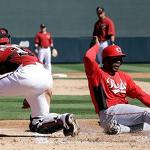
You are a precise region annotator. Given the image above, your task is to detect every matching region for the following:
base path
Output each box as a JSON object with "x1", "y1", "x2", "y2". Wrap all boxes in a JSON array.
[
  {"x1": 53, "y1": 72, "x2": 150, "y2": 95},
  {"x1": 1, "y1": 120, "x2": 150, "y2": 150}
]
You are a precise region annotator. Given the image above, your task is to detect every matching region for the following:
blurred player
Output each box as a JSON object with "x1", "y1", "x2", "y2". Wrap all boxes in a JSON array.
[
  {"x1": 91, "y1": 6, "x2": 116, "y2": 64},
  {"x1": 34, "y1": 24, "x2": 54, "y2": 73},
  {"x1": 84, "y1": 43, "x2": 150, "y2": 135},
  {"x1": 0, "y1": 28, "x2": 79, "y2": 136}
]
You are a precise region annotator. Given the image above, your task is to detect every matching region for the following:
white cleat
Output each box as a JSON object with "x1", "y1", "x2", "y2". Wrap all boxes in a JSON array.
[
  {"x1": 63, "y1": 114, "x2": 80, "y2": 137},
  {"x1": 105, "y1": 120, "x2": 121, "y2": 135}
]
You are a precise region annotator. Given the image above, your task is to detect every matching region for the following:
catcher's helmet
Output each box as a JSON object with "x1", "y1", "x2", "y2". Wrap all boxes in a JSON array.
[
  {"x1": 0, "y1": 28, "x2": 11, "y2": 44},
  {"x1": 102, "y1": 45, "x2": 126, "y2": 60}
]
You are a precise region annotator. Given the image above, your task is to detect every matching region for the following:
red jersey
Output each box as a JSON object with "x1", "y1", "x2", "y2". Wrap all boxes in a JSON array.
[
  {"x1": 0, "y1": 45, "x2": 38, "y2": 66},
  {"x1": 34, "y1": 32, "x2": 53, "y2": 48},
  {"x1": 83, "y1": 44, "x2": 150, "y2": 113},
  {"x1": 93, "y1": 16, "x2": 115, "y2": 42}
]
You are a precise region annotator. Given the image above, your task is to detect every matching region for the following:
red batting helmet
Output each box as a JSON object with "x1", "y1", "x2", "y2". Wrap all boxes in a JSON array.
[
  {"x1": 0, "y1": 28, "x2": 11, "y2": 44},
  {"x1": 102, "y1": 45, "x2": 126, "y2": 60}
]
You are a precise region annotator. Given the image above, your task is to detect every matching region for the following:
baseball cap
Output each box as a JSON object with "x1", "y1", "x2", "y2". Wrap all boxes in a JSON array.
[
  {"x1": 40, "y1": 23, "x2": 46, "y2": 28},
  {"x1": 96, "y1": 7, "x2": 104, "y2": 14}
]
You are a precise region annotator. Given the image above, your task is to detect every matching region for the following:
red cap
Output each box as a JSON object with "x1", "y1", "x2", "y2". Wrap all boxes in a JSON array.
[{"x1": 102, "y1": 45, "x2": 126, "y2": 60}]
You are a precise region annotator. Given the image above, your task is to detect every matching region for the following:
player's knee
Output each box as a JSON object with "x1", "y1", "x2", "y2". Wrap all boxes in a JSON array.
[{"x1": 45, "y1": 89, "x2": 52, "y2": 105}]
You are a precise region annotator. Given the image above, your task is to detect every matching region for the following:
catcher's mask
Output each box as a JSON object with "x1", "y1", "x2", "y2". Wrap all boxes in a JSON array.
[
  {"x1": 0, "y1": 28, "x2": 11, "y2": 44},
  {"x1": 102, "y1": 45, "x2": 126, "y2": 64}
]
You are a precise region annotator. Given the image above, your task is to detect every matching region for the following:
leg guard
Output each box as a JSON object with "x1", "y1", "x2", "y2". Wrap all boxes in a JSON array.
[{"x1": 29, "y1": 116, "x2": 64, "y2": 134}]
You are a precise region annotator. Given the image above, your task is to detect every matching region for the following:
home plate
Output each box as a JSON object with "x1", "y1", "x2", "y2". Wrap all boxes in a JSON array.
[{"x1": 53, "y1": 73, "x2": 67, "y2": 78}]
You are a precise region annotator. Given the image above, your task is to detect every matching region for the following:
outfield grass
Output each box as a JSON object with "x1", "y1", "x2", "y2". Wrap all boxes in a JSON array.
[
  {"x1": 52, "y1": 64, "x2": 85, "y2": 73},
  {"x1": 52, "y1": 63, "x2": 150, "y2": 73},
  {"x1": 0, "y1": 95, "x2": 146, "y2": 120}
]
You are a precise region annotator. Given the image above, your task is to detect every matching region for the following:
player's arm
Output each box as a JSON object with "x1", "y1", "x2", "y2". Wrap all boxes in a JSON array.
[
  {"x1": 49, "y1": 33, "x2": 54, "y2": 49},
  {"x1": 108, "y1": 19, "x2": 115, "y2": 44},
  {"x1": 126, "y1": 74, "x2": 150, "y2": 107},
  {"x1": 34, "y1": 34, "x2": 40, "y2": 53},
  {"x1": 83, "y1": 43, "x2": 100, "y2": 77}
]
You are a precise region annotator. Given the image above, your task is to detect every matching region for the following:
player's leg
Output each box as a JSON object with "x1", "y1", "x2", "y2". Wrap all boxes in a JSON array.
[
  {"x1": 97, "y1": 41, "x2": 109, "y2": 64},
  {"x1": 26, "y1": 92, "x2": 79, "y2": 136},
  {"x1": 44, "y1": 47, "x2": 51, "y2": 73},
  {"x1": 99, "y1": 104, "x2": 150, "y2": 134},
  {"x1": 38, "y1": 48, "x2": 45, "y2": 64}
]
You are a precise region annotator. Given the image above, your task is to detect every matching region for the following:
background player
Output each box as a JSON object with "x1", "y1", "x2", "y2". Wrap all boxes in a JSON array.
[
  {"x1": 84, "y1": 43, "x2": 150, "y2": 134},
  {"x1": 0, "y1": 28, "x2": 79, "y2": 136},
  {"x1": 91, "y1": 6, "x2": 116, "y2": 64},
  {"x1": 34, "y1": 23, "x2": 54, "y2": 73}
]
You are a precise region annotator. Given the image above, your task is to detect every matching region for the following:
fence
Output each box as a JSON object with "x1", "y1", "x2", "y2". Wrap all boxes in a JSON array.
[{"x1": 12, "y1": 37, "x2": 150, "y2": 63}]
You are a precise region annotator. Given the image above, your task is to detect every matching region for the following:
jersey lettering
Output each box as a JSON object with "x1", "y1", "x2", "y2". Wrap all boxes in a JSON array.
[{"x1": 107, "y1": 78, "x2": 126, "y2": 94}]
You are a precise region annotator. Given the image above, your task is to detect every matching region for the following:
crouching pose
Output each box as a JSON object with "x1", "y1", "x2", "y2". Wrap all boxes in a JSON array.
[
  {"x1": 0, "y1": 28, "x2": 79, "y2": 136},
  {"x1": 84, "y1": 43, "x2": 150, "y2": 135}
]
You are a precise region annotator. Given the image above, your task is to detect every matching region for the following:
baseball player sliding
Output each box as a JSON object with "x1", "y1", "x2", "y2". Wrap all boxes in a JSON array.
[
  {"x1": 34, "y1": 23, "x2": 56, "y2": 73},
  {"x1": 84, "y1": 43, "x2": 150, "y2": 134},
  {"x1": 0, "y1": 28, "x2": 79, "y2": 136}
]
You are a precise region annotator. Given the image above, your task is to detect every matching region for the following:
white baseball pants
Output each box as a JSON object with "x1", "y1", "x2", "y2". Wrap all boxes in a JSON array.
[
  {"x1": 38, "y1": 47, "x2": 52, "y2": 73},
  {"x1": 99, "y1": 104, "x2": 150, "y2": 133},
  {"x1": 0, "y1": 63, "x2": 53, "y2": 118},
  {"x1": 97, "y1": 40, "x2": 109, "y2": 64}
]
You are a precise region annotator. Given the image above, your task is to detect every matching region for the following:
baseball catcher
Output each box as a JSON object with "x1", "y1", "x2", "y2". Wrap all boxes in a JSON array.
[
  {"x1": 84, "y1": 43, "x2": 150, "y2": 134},
  {"x1": 0, "y1": 28, "x2": 79, "y2": 136}
]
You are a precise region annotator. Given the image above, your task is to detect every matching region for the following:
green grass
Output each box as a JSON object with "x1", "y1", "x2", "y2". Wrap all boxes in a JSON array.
[
  {"x1": 52, "y1": 64, "x2": 85, "y2": 73},
  {"x1": 0, "y1": 95, "x2": 147, "y2": 120},
  {"x1": 52, "y1": 63, "x2": 150, "y2": 73},
  {"x1": 0, "y1": 95, "x2": 96, "y2": 120},
  {"x1": 133, "y1": 78, "x2": 150, "y2": 82},
  {"x1": 120, "y1": 64, "x2": 150, "y2": 73}
]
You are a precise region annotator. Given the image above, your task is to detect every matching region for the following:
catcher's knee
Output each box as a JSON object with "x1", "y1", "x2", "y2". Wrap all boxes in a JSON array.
[
  {"x1": 45, "y1": 89, "x2": 52, "y2": 105},
  {"x1": 29, "y1": 116, "x2": 64, "y2": 134}
]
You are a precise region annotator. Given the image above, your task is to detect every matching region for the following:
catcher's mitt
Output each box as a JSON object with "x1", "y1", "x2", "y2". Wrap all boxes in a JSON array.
[{"x1": 52, "y1": 48, "x2": 58, "y2": 57}]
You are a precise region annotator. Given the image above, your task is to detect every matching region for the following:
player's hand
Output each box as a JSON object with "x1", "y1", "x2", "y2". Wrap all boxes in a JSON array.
[
  {"x1": 94, "y1": 36, "x2": 99, "y2": 44},
  {"x1": 34, "y1": 49, "x2": 38, "y2": 54}
]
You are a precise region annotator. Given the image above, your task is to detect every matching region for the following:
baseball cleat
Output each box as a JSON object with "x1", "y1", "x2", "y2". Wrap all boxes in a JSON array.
[
  {"x1": 63, "y1": 114, "x2": 80, "y2": 137},
  {"x1": 105, "y1": 120, "x2": 121, "y2": 135}
]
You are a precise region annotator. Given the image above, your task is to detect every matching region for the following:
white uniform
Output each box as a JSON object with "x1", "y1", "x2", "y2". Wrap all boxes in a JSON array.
[
  {"x1": 0, "y1": 28, "x2": 79, "y2": 135},
  {"x1": 34, "y1": 31, "x2": 53, "y2": 73},
  {"x1": 0, "y1": 45, "x2": 71, "y2": 130}
]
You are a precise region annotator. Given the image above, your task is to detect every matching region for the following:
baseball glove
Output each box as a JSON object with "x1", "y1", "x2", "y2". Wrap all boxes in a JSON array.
[{"x1": 52, "y1": 48, "x2": 58, "y2": 57}]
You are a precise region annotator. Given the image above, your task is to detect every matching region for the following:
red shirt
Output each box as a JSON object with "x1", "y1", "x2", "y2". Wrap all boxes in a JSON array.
[
  {"x1": 83, "y1": 44, "x2": 150, "y2": 113},
  {"x1": 34, "y1": 32, "x2": 53, "y2": 48},
  {"x1": 0, "y1": 45, "x2": 39, "y2": 66},
  {"x1": 93, "y1": 16, "x2": 115, "y2": 42}
]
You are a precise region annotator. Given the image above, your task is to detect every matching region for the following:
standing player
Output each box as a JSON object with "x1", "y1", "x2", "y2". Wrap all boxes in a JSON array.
[
  {"x1": 84, "y1": 43, "x2": 150, "y2": 135},
  {"x1": 34, "y1": 23, "x2": 54, "y2": 73},
  {"x1": 91, "y1": 6, "x2": 116, "y2": 64},
  {"x1": 0, "y1": 28, "x2": 79, "y2": 136}
]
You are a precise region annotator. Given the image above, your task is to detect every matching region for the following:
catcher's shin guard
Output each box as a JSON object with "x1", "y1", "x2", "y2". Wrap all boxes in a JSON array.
[{"x1": 29, "y1": 116, "x2": 63, "y2": 134}]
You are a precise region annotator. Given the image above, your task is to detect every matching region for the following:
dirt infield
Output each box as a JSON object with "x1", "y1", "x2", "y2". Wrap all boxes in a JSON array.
[
  {"x1": 1, "y1": 72, "x2": 150, "y2": 150},
  {"x1": 1, "y1": 120, "x2": 150, "y2": 150}
]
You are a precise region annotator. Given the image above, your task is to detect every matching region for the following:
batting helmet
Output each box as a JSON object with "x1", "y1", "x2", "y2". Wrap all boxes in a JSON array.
[
  {"x1": 0, "y1": 28, "x2": 11, "y2": 44},
  {"x1": 102, "y1": 45, "x2": 126, "y2": 60}
]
